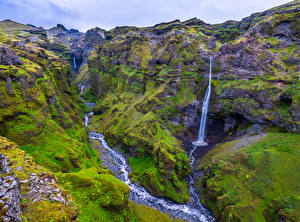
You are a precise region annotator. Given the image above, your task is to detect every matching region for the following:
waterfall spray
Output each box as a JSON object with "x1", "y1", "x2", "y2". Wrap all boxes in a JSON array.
[{"x1": 193, "y1": 57, "x2": 213, "y2": 147}]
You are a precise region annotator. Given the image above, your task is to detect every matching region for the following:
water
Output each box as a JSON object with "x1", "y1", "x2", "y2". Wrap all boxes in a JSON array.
[
  {"x1": 85, "y1": 107, "x2": 215, "y2": 222},
  {"x1": 80, "y1": 85, "x2": 84, "y2": 94},
  {"x1": 193, "y1": 57, "x2": 213, "y2": 147},
  {"x1": 85, "y1": 103, "x2": 96, "y2": 109},
  {"x1": 73, "y1": 57, "x2": 76, "y2": 70},
  {"x1": 84, "y1": 112, "x2": 93, "y2": 128}
]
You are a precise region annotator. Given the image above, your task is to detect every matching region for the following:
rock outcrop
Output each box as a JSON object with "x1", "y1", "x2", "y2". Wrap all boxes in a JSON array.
[
  {"x1": 0, "y1": 136, "x2": 78, "y2": 221},
  {"x1": 0, "y1": 154, "x2": 21, "y2": 222},
  {"x1": 0, "y1": 44, "x2": 23, "y2": 66}
]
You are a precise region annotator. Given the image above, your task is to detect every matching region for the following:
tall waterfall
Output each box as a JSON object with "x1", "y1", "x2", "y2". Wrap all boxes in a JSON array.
[
  {"x1": 193, "y1": 57, "x2": 213, "y2": 147},
  {"x1": 73, "y1": 57, "x2": 76, "y2": 70}
]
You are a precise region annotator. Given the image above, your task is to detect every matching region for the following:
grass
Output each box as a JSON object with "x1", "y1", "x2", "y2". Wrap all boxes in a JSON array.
[{"x1": 197, "y1": 132, "x2": 300, "y2": 222}]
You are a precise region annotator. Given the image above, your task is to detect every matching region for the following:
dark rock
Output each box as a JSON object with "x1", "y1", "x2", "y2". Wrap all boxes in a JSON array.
[
  {"x1": 0, "y1": 45, "x2": 23, "y2": 66},
  {"x1": 54, "y1": 156, "x2": 64, "y2": 161},
  {"x1": 56, "y1": 24, "x2": 67, "y2": 31},
  {"x1": 208, "y1": 38, "x2": 216, "y2": 50},
  {"x1": 12, "y1": 41, "x2": 27, "y2": 51},
  {"x1": 182, "y1": 18, "x2": 206, "y2": 26},
  {"x1": 85, "y1": 27, "x2": 106, "y2": 43},
  {"x1": 274, "y1": 22, "x2": 293, "y2": 42},
  {"x1": 5, "y1": 77, "x2": 15, "y2": 96}
]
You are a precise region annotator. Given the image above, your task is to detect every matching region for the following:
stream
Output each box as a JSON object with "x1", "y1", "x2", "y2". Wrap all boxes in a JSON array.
[{"x1": 85, "y1": 110, "x2": 216, "y2": 222}]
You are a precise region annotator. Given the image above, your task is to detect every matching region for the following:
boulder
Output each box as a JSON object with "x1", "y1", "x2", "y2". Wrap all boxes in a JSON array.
[{"x1": 0, "y1": 45, "x2": 23, "y2": 65}]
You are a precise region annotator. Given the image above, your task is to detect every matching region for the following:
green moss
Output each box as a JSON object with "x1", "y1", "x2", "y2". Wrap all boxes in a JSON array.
[
  {"x1": 89, "y1": 79, "x2": 191, "y2": 203},
  {"x1": 128, "y1": 156, "x2": 164, "y2": 194},
  {"x1": 197, "y1": 132, "x2": 300, "y2": 222},
  {"x1": 0, "y1": 34, "x2": 98, "y2": 174},
  {"x1": 57, "y1": 167, "x2": 130, "y2": 221},
  {"x1": 82, "y1": 87, "x2": 98, "y2": 103},
  {"x1": 129, "y1": 201, "x2": 183, "y2": 222},
  {"x1": 75, "y1": 63, "x2": 89, "y2": 84},
  {"x1": 266, "y1": 37, "x2": 280, "y2": 46}
]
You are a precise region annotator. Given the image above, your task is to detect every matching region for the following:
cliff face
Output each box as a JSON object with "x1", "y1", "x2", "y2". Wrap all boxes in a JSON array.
[
  {"x1": 0, "y1": 0, "x2": 299, "y2": 220},
  {"x1": 0, "y1": 20, "x2": 96, "y2": 172},
  {"x1": 85, "y1": 1, "x2": 300, "y2": 203},
  {"x1": 0, "y1": 19, "x2": 186, "y2": 221}
]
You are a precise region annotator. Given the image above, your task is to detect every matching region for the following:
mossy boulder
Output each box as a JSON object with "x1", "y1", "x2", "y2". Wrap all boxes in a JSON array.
[
  {"x1": 58, "y1": 167, "x2": 130, "y2": 209},
  {"x1": 57, "y1": 167, "x2": 130, "y2": 221}
]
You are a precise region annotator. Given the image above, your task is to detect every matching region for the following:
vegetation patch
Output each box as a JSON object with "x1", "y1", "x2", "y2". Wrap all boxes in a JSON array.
[{"x1": 196, "y1": 132, "x2": 300, "y2": 222}]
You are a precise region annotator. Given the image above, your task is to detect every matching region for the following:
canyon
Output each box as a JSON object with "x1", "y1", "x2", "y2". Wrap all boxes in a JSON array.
[{"x1": 0, "y1": 1, "x2": 299, "y2": 221}]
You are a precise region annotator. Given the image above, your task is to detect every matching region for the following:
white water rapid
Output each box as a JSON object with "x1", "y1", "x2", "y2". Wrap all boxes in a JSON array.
[
  {"x1": 80, "y1": 85, "x2": 84, "y2": 94},
  {"x1": 84, "y1": 106, "x2": 215, "y2": 222},
  {"x1": 193, "y1": 57, "x2": 213, "y2": 147}
]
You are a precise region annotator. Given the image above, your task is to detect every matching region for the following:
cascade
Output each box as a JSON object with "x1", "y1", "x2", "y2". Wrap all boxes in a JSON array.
[
  {"x1": 193, "y1": 57, "x2": 213, "y2": 147},
  {"x1": 84, "y1": 105, "x2": 215, "y2": 222},
  {"x1": 80, "y1": 85, "x2": 84, "y2": 94}
]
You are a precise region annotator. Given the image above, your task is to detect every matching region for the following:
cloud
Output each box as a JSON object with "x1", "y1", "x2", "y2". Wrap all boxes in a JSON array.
[
  {"x1": 0, "y1": 0, "x2": 79, "y2": 28},
  {"x1": 0, "y1": 0, "x2": 292, "y2": 31}
]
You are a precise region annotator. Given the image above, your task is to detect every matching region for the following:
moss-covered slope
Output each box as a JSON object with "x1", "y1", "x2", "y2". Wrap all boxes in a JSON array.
[
  {"x1": 86, "y1": 0, "x2": 300, "y2": 204},
  {"x1": 0, "y1": 21, "x2": 187, "y2": 221},
  {"x1": 0, "y1": 23, "x2": 98, "y2": 172},
  {"x1": 195, "y1": 132, "x2": 300, "y2": 221},
  {"x1": 0, "y1": 136, "x2": 78, "y2": 221}
]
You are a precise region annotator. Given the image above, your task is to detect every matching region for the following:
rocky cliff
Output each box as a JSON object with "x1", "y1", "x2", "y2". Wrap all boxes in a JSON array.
[
  {"x1": 0, "y1": 19, "x2": 94, "y2": 172},
  {"x1": 83, "y1": 0, "x2": 300, "y2": 205},
  {"x1": 0, "y1": 19, "x2": 185, "y2": 221},
  {"x1": 0, "y1": 0, "x2": 299, "y2": 221}
]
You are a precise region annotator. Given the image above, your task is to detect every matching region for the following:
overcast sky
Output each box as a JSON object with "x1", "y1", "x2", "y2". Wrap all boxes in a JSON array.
[{"x1": 0, "y1": 0, "x2": 292, "y2": 31}]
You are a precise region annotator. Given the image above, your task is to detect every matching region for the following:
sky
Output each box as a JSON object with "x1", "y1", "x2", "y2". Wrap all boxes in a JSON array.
[{"x1": 0, "y1": 0, "x2": 292, "y2": 32}]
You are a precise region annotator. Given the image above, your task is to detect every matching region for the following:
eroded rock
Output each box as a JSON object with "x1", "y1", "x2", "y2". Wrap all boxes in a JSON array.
[{"x1": 0, "y1": 45, "x2": 23, "y2": 66}]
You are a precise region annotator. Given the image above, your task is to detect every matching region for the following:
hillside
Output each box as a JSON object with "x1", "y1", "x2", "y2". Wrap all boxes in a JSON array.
[{"x1": 0, "y1": 1, "x2": 299, "y2": 221}]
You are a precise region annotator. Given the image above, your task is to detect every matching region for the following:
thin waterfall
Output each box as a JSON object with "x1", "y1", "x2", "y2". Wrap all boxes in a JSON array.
[
  {"x1": 193, "y1": 57, "x2": 213, "y2": 146},
  {"x1": 73, "y1": 57, "x2": 76, "y2": 70}
]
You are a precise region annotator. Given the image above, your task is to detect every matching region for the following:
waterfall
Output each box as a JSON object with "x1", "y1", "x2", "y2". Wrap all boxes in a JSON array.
[
  {"x1": 73, "y1": 57, "x2": 76, "y2": 70},
  {"x1": 84, "y1": 105, "x2": 215, "y2": 222},
  {"x1": 193, "y1": 57, "x2": 213, "y2": 147}
]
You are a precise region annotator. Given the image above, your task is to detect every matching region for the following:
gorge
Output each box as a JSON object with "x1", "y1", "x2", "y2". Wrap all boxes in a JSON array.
[{"x1": 0, "y1": 1, "x2": 300, "y2": 221}]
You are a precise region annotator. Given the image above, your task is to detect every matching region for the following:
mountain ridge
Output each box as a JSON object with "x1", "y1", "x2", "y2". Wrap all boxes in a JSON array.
[{"x1": 0, "y1": 0, "x2": 299, "y2": 221}]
